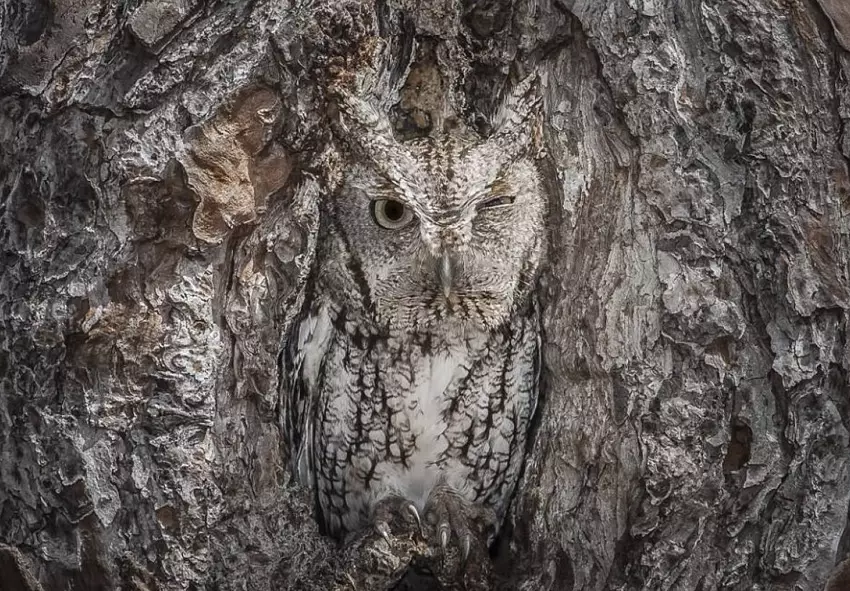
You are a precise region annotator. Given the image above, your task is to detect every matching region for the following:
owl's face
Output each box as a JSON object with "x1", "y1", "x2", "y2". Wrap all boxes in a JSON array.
[{"x1": 325, "y1": 128, "x2": 547, "y2": 333}]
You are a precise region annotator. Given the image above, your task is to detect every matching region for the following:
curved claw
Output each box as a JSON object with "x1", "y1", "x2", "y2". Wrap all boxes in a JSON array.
[
  {"x1": 375, "y1": 521, "x2": 392, "y2": 544},
  {"x1": 439, "y1": 523, "x2": 450, "y2": 551},
  {"x1": 423, "y1": 485, "x2": 497, "y2": 570},
  {"x1": 406, "y1": 503, "x2": 424, "y2": 536},
  {"x1": 461, "y1": 534, "x2": 471, "y2": 562}
]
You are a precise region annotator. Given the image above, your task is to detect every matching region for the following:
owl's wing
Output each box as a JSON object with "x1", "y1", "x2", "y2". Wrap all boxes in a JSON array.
[{"x1": 281, "y1": 301, "x2": 336, "y2": 489}]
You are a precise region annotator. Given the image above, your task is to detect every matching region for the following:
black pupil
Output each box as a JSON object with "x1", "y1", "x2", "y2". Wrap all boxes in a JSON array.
[{"x1": 384, "y1": 200, "x2": 405, "y2": 221}]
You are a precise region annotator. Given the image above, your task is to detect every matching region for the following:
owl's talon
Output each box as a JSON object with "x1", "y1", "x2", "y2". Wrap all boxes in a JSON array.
[
  {"x1": 370, "y1": 494, "x2": 424, "y2": 543},
  {"x1": 461, "y1": 534, "x2": 471, "y2": 562},
  {"x1": 439, "y1": 524, "x2": 450, "y2": 551},
  {"x1": 406, "y1": 503, "x2": 423, "y2": 535},
  {"x1": 375, "y1": 521, "x2": 392, "y2": 544},
  {"x1": 422, "y1": 484, "x2": 497, "y2": 574}
]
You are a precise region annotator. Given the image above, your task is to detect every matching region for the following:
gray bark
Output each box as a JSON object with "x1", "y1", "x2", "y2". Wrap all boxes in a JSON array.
[{"x1": 1, "y1": 0, "x2": 849, "y2": 590}]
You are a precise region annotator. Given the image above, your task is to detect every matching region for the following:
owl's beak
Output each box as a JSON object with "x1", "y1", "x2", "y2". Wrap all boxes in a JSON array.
[{"x1": 438, "y1": 252, "x2": 453, "y2": 299}]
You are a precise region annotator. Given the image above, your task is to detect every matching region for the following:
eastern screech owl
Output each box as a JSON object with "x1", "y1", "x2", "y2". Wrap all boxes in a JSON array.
[{"x1": 283, "y1": 76, "x2": 548, "y2": 554}]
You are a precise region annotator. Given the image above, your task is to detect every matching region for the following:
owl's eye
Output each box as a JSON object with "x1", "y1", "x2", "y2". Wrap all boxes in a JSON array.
[
  {"x1": 478, "y1": 195, "x2": 516, "y2": 209},
  {"x1": 371, "y1": 199, "x2": 414, "y2": 229}
]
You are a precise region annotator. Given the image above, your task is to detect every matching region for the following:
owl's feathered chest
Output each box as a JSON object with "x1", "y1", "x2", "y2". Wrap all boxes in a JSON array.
[{"x1": 290, "y1": 300, "x2": 540, "y2": 538}]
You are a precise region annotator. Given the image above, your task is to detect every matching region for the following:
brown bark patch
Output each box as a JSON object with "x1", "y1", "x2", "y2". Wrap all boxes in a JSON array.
[{"x1": 180, "y1": 86, "x2": 288, "y2": 244}]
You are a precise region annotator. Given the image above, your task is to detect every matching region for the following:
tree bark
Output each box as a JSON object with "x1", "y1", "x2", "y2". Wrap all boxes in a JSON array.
[{"x1": 1, "y1": 1, "x2": 848, "y2": 590}]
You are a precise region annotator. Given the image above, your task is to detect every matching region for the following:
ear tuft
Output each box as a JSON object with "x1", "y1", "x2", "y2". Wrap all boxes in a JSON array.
[
  {"x1": 491, "y1": 73, "x2": 545, "y2": 159},
  {"x1": 331, "y1": 87, "x2": 394, "y2": 142},
  {"x1": 492, "y1": 73, "x2": 542, "y2": 130}
]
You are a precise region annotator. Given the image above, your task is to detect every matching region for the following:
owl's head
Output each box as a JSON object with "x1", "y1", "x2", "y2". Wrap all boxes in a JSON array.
[{"x1": 321, "y1": 77, "x2": 548, "y2": 334}]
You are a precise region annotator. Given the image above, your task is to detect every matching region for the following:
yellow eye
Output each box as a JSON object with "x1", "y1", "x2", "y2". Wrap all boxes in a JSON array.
[{"x1": 371, "y1": 199, "x2": 414, "y2": 229}]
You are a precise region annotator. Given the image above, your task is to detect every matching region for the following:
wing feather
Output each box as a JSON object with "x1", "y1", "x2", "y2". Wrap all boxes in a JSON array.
[{"x1": 280, "y1": 302, "x2": 335, "y2": 490}]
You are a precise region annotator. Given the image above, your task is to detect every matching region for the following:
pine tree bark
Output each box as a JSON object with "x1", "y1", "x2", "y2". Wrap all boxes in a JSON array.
[{"x1": 1, "y1": 1, "x2": 848, "y2": 590}]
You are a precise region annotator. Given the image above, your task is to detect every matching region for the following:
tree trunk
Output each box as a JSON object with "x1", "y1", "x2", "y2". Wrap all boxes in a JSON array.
[{"x1": 1, "y1": 0, "x2": 848, "y2": 590}]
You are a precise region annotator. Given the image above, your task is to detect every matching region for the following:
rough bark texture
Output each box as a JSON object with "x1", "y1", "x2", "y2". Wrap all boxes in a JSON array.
[{"x1": 1, "y1": 1, "x2": 849, "y2": 590}]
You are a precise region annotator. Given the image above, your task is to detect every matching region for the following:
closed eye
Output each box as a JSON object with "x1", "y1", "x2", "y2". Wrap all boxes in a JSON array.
[{"x1": 478, "y1": 195, "x2": 516, "y2": 209}]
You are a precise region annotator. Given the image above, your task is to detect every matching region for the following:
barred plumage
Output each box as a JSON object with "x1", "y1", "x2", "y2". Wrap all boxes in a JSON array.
[{"x1": 283, "y1": 76, "x2": 547, "y2": 546}]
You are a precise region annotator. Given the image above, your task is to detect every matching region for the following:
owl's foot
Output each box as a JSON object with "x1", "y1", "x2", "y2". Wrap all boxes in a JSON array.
[
  {"x1": 422, "y1": 484, "x2": 498, "y2": 581},
  {"x1": 372, "y1": 493, "x2": 425, "y2": 542},
  {"x1": 351, "y1": 488, "x2": 497, "y2": 589},
  {"x1": 334, "y1": 495, "x2": 429, "y2": 590}
]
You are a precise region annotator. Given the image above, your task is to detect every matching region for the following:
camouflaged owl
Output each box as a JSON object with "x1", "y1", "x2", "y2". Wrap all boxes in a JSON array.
[{"x1": 282, "y1": 75, "x2": 548, "y2": 558}]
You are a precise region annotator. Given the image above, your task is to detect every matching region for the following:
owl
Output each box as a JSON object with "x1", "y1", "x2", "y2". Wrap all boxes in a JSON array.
[{"x1": 282, "y1": 75, "x2": 548, "y2": 556}]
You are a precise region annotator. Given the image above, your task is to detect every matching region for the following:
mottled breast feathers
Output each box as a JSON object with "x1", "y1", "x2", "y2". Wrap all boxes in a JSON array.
[{"x1": 282, "y1": 77, "x2": 548, "y2": 541}]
